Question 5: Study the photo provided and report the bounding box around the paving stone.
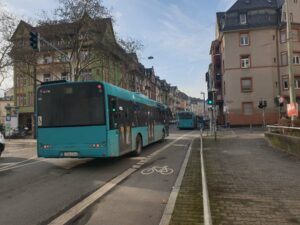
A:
[204,128,300,225]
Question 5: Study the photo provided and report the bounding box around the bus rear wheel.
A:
[160,130,165,142]
[133,135,142,156]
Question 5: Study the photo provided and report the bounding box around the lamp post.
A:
[285,0,297,126]
[201,92,206,117]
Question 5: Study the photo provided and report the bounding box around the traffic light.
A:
[29,31,40,51]
[207,91,214,105]
[258,100,267,109]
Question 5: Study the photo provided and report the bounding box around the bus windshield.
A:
[178,112,193,119]
[37,83,105,128]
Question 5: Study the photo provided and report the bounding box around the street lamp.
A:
[201,92,205,117]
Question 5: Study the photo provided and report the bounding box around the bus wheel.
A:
[133,135,142,156]
[0,144,4,157]
[160,130,165,142]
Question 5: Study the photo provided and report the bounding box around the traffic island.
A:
[169,138,204,225]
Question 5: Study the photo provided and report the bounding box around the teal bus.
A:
[37,81,169,158]
[177,111,197,129]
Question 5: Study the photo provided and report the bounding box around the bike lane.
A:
[71,135,194,225]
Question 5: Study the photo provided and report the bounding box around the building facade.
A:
[211,0,300,126]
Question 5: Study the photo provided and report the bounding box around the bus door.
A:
[117,99,132,153]
[148,107,154,143]
[109,97,132,155]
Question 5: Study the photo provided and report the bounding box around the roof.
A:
[216,0,286,32]
[227,0,279,12]
[11,14,112,41]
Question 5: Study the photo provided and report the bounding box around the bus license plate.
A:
[63,152,79,157]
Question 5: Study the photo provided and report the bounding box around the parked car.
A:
[0,132,5,157]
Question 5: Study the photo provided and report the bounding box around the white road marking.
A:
[0,160,43,172]
[0,157,37,171]
[200,130,213,225]
[48,131,197,225]
[0,163,16,167]
[141,166,174,175]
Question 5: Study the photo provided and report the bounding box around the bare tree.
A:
[33,0,117,81]
[117,37,144,54]
[0,5,18,89]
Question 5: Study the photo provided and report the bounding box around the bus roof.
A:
[103,82,165,108]
[39,80,167,109]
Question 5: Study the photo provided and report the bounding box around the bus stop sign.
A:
[287,103,299,117]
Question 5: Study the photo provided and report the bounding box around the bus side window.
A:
[109,96,118,129]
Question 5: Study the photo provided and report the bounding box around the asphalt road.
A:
[0,126,198,225]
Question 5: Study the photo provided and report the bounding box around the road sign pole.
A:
[286,0,297,126]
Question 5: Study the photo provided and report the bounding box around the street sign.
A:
[287,103,299,117]
[279,96,285,104]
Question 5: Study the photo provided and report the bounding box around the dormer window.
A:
[240,13,247,25]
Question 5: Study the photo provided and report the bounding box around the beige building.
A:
[212,0,300,126]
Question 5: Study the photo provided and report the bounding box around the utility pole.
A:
[286,0,297,126]
[33,65,37,139]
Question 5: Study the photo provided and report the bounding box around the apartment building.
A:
[211,0,300,126]
[10,14,145,130]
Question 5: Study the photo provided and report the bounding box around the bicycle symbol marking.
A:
[141,165,174,175]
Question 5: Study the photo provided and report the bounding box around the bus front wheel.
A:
[133,135,142,156]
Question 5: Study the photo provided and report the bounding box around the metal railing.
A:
[267,125,300,135]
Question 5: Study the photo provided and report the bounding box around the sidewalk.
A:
[204,129,300,225]
[168,128,300,225]
[5,138,37,146]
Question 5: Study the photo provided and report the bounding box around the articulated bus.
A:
[37,81,169,158]
[177,111,197,129]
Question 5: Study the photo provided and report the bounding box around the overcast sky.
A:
[1,0,236,98]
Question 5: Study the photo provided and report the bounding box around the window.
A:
[240,13,247,25]
[281,52,288,66]
[292,30,299,41]
[43,55,53,64]
[80,50,90,61]
[38,83,106,128]
[282,77,289,90]
[241,78,252,92]
[295,77,300,89]
[241,55,250,68]
[243,102,253,116]
[60,54,68,62]
[43,74,52,82]
[61,72,68,80]
[80,69,92,81]
[28,92,33,106]
[293,53,300,65]
[280,30,286,43]
[240,33,249,46]
[21,94,27,106]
